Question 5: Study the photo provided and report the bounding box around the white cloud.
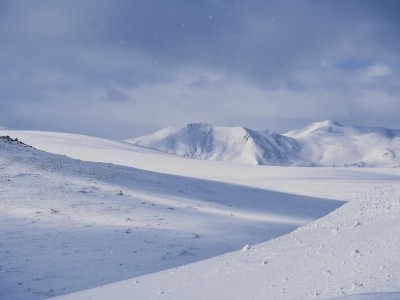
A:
[360,64,392,81]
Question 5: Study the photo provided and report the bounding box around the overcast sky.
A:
[1,0,399,138]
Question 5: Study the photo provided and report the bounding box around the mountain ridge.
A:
[126,122,311,166]
[127,121,400,167]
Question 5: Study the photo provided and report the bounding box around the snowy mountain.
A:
[285,120,400,167]
[126,123,311,166]
[127,121,400,167]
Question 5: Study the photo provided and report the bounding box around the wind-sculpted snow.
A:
[127,121,400,167]
[56,184,400,299]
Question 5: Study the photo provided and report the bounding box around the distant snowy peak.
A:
[285,120,400,139]
[127,121,400,168]
[285,120,344,138]
[127,123,311,166]
[285,120,400,168]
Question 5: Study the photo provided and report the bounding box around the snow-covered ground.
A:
[1,129,399,201]
[1,130,399,299]
[54,184,400,300]
[0,135,339,299]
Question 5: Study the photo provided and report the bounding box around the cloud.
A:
[102,88,132,103]
[360,64,392,81]
[0,0,400,137]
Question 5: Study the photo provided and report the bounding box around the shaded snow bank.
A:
[55,184,400,299]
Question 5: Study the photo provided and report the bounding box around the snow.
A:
[54,184,400,300]
[333,292,400,299]
[126,122,310,166]
[285,120,400,167]
[0,135,340,299]
[1,130,399,299]
[125,121,400,167]
[1,129,399,202]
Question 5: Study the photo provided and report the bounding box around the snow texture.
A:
[55,184,400,299]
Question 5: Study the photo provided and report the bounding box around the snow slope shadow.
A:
[1,138,343,299]
[107,163,345,224]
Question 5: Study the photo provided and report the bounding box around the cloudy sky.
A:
[1,0,399,138]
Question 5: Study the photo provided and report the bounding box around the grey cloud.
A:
[0,0,399,138]
[102,88,132,103]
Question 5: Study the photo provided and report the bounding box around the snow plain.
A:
[0,129,399,299]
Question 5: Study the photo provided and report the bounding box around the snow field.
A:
[0,137,340,299]
[56,184,400,299]
[1,131,399,299]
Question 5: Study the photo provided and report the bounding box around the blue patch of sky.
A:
[333,58,373,71]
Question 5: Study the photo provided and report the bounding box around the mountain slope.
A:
[126,123,311,166]
[285,120,400,167]
[127,121,400,167]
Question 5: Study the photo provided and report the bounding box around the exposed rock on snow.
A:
[0,135,32,148]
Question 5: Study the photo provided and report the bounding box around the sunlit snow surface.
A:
[0,130,399,299]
